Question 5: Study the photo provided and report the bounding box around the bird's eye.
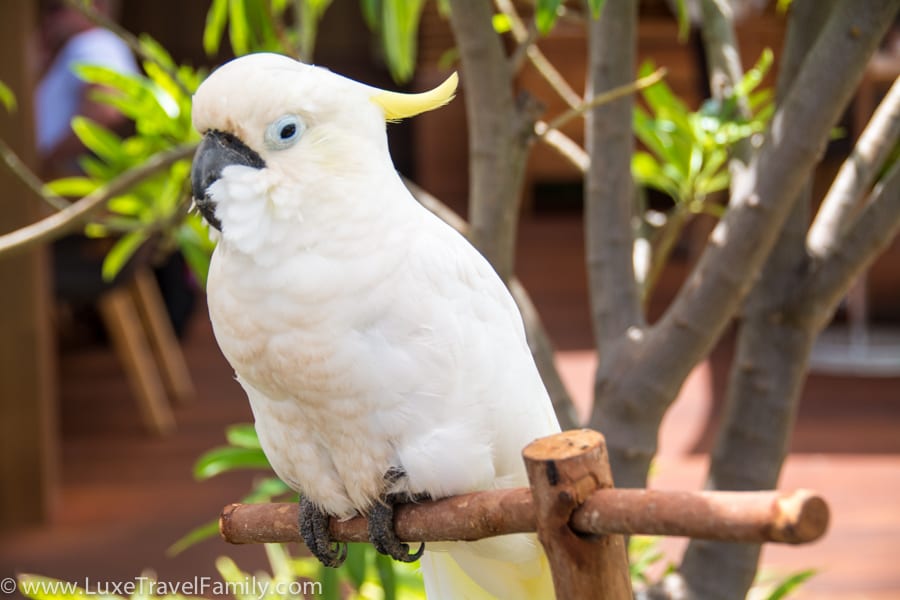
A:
[265,115,304,150]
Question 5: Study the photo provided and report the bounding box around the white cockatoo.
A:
[190,53,560,599]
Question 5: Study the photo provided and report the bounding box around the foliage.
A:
[750,568,817,600]
[168,423,425,599]
[44,36,213,282]
[0,80,16,113]
[632,49,774,214]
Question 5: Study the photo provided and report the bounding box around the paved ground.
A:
[1,213,898,599]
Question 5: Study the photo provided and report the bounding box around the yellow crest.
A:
[370,73,458,121]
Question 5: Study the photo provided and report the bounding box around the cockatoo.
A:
[190,53,560,599]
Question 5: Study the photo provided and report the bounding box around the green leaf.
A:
[776,0,793,14]
[242,476,293,503]
[535,0,562,35]
[673,0,689,42]
[44,177,98,198]
[318,563,341,600]
[382,0,425,83]
[765,569,817,600]
[107,194,147,217]
[298,0,335,62]
[228,0,251,55]
[360,0,380,31]
[225,423,261,449]
[0,80,17,112]
[375,552,398,600]
[204,0,230,55]
[343,543,369,590]
[176,216,215,287]
[101,230,148,281]
[491,13,511,34]
[166,519,220,556]
[735,48,773,98]
[587,0,606,19]
[71,117,122,164]
[194,446,271,479]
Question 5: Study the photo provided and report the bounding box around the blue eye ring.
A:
[265,115,304,150]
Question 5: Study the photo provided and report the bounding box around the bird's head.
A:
[190,53,456,238]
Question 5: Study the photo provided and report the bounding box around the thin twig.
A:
[0,143,197,258]
[535,67,667,138]
[65,0,193,98]
[0,138,69,211]
[807,76,900,258]
[494,0,582,108]
[536,125,588,172]
[219,488,829,546]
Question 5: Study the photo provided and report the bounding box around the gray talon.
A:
[299,496,347,568]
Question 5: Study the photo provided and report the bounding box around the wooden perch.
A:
[219,437,829,549]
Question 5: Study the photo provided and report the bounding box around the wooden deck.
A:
[1,213,898,598]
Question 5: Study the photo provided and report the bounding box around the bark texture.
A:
[590,0,899,492]
[447,0,535,283]
[679,1,899,596]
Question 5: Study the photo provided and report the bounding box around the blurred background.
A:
[0,0,898,598]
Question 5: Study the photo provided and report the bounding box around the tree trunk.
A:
[678,1,898,596]
[590,0,898,492]
[446,0,536,283]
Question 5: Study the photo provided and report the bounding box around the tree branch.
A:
[596,0,898,489]
[0,143,197,258]
[448,0,533,283]
[802,158,900,327]
[535,67,666,139]
[219,488,828,546]
[0,138,68,211]
[494,0,582,109]
[537,126,589,172]
[66,0,193,98]
[807,76,900,257]
[584,0,644,353]
[699,0,752,163]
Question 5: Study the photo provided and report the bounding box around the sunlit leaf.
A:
[194,446,271,480]
[360,0,380,30]
[765,569,817,600]
[735,48,773,98]
[225,423,261,449]
[101,230,148,281]
[375,552,398,600]
[44,177,97,198]
[228,0,251,55]
[674,0,689,42]
[492,13,511,34]
[71,117,122,164]
[382,0,425,83]
[776,0,793,14]
[587,0,606,19]
[204,0,230,55]
[166,520,220,557]
[0,80,17,113]
[535,0,562,35]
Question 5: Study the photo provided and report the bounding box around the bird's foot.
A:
[298,496,347,568]
[368,468,428,563]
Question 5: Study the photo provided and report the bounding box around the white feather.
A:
[194,53,560,599]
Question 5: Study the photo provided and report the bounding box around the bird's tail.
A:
[419,536,555,599]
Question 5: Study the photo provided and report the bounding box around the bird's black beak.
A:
[190,130,266,231]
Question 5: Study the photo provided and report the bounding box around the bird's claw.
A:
[298,496,347,568]
[368,494,425,563]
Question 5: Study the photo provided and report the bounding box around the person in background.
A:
[34,0,196,339]
[35,0,138,179]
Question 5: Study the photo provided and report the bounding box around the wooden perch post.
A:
[524,429,632,598]
[219,430,829,597]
